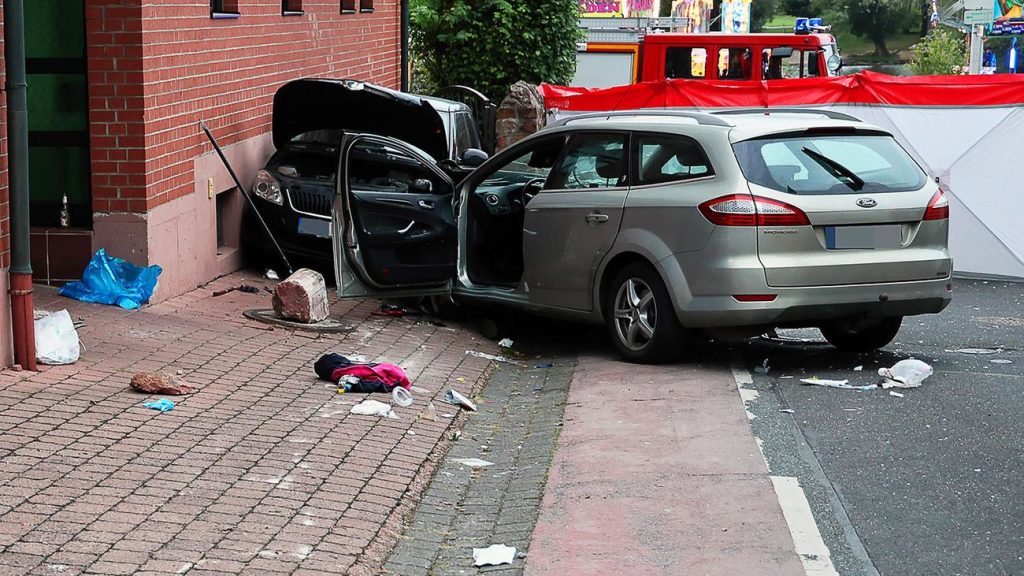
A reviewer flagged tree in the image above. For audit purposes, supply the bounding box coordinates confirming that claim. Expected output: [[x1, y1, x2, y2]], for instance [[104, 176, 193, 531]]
[[410, 0, 581, 100], [909, 26, 967, 75], [751, 0, 777, 31], [844, 0, 918, 56]]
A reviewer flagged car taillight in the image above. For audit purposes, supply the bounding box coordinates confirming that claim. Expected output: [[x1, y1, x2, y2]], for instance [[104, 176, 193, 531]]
[[698, 194, 810, 226], [923, 189, 949, 220]]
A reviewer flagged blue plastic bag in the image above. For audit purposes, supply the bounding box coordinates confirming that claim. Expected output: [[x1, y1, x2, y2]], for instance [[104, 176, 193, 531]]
[[59, 249, 162, 310], [143, 398, 175, 412]]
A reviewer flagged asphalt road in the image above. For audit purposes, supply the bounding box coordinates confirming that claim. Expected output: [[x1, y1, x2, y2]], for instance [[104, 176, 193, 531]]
[[737, 279, 1024, 576]]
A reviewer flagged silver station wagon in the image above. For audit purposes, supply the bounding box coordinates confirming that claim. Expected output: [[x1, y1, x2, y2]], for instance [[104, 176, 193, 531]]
[[329, 109, 952, 362]]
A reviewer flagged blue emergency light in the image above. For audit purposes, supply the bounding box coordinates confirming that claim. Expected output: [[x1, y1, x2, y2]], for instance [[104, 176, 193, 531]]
[[795, 17, 809, 33], [809, 18, 823, 28]]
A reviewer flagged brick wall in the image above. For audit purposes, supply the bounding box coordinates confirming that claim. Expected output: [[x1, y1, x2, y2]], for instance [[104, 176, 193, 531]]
[[86, 0, 401, 214]]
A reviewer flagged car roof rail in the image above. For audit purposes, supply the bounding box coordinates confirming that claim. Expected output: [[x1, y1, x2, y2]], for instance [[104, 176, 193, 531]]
[[711, 107, 863, 122], [550, 109, 734, 128]]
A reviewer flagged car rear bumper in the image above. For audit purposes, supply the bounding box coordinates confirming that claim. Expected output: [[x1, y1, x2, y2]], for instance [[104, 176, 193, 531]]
[[676, 277, 952, 328]]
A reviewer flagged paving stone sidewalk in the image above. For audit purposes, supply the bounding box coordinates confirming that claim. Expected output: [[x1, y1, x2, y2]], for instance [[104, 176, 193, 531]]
[[384, 355, 576, 576], [0, 272, 503, 575]]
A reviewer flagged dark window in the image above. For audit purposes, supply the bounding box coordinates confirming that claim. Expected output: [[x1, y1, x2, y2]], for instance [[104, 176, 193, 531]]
[[546, 133, 628, 191], [211, 0, 239, 18], [361, 0, 375, 12], [664, 47, 707, 80], [718, 47, 754, 80], [733, 134, 926, 195], [341, 0, 356, 13], [636, 134, 713, 185], [282, 0, 303, 15]]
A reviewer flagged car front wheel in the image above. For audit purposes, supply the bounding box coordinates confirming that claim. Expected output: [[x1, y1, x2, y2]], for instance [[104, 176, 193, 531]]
[[606, 263, 682, 363], [820, 316, 903, 351]]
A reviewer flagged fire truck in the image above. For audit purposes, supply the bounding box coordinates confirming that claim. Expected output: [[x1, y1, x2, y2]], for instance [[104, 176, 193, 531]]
[[573, 17, 844, 87]]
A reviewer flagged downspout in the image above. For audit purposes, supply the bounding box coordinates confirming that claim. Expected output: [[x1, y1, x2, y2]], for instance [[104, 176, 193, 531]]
[[400, 0, 410, 91], [3, 0, 37, 370]]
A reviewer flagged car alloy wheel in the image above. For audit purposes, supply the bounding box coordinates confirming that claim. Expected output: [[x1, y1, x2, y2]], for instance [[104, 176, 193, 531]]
[[613, 277, 657, 351]]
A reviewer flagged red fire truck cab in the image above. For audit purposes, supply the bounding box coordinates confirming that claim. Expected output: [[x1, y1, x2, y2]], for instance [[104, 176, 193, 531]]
[[573, 23, 843, 88]]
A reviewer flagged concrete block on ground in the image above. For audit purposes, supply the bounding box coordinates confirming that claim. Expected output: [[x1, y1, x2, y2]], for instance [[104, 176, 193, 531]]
[[272, 268, 329, 323]]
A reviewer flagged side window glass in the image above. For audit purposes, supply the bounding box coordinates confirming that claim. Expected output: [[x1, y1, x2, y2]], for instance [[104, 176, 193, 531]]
[[454, 112, 481, 159], [546, 133, 628, 190], [718, 47, 754, 80], [477, 136, 568, 190], [636, 134, 714, 185], [665, 47, 707, 79], [349, 141, 450, 195]]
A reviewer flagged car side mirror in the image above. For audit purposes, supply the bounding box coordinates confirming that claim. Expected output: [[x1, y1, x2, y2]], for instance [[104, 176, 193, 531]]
[[827, 54, 843, 73], [460, 148, 489, 168]]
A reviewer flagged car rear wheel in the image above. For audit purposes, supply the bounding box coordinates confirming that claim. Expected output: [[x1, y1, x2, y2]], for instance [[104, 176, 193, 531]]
[[820, 316, 903, 351], [606, 263, 682, 363]]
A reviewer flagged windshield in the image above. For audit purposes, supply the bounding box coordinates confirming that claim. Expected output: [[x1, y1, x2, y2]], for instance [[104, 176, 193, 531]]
[[733, 134, 926, 195], [822, 43, 840, 76]]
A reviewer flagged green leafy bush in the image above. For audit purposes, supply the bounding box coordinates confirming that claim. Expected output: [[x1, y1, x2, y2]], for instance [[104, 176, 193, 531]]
[[910, 27, 967, 75], [411, 0, 581, 100]]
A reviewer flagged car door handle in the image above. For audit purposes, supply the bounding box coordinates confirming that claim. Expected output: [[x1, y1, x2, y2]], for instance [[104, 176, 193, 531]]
[[418, 200, 435, 210], [585, 212, 609, 223]]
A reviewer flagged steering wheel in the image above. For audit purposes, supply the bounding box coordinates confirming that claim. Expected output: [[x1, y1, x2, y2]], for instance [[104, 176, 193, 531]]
[[521, 177, 546, 204]]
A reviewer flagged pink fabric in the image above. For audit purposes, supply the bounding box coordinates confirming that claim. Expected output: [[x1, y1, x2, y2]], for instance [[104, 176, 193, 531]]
[[331, 363, 411, 390]]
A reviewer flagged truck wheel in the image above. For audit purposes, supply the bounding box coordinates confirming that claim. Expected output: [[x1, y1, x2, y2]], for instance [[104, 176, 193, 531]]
[[605, 263, 682, 363], [820, 317, 902, 351]]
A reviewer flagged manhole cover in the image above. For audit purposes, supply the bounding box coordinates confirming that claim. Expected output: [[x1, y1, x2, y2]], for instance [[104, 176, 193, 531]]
[[243, 309, 356, 333], [954, 347, 1001, 355]]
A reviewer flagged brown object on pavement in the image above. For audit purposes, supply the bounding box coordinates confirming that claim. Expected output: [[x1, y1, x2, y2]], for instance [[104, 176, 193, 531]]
[[272, 268, 329, 323], [130, 372, 197, 395]]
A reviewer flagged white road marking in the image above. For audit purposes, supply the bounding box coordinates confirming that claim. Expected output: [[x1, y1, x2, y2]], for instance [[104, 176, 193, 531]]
[[772, 476, 840, 576], [732, 362, 838, 576]]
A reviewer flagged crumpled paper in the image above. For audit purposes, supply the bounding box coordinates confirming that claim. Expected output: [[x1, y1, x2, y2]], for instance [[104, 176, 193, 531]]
[[473, 544, 516, 567]]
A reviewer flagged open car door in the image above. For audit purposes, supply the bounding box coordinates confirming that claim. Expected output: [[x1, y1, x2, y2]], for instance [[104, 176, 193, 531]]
[[332, 134, 458, 299]]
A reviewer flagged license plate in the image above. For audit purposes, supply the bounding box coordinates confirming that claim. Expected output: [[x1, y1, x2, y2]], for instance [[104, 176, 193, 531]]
[[297, 217, 331, 238], [825, 224, 901, 250]]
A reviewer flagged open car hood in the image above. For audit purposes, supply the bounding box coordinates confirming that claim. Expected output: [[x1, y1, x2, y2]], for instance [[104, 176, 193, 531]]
[[272, 79, 448, 161]]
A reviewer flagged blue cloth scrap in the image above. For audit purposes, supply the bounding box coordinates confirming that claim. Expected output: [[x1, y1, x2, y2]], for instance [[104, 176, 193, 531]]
[[59, 248, 162, 310], [143, 398, 175, 412]]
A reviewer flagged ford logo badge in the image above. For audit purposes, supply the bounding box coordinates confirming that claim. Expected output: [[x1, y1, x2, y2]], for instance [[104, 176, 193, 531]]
[[856, 198, 877, 208]]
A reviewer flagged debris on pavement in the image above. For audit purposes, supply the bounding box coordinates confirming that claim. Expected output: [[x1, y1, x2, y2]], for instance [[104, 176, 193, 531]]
[[265, 268, 280, 280], [349, 400, 397, 419], [423, 401, 439, 421], [314, 353, 411, 393], [889, 391, 905, 398], [466, 350, 524, 365], [954, 347, 1001, 355], [273, 268, 329, 323], [991, 359, 1013, 364], [473, 544, 516, 567], [34, 309, 81, 365], [800, 377, 878, 391], [142, 398, 175, 412], [878, 359, 933, 388], [854, 365, 864, 371], [455, 458, 495, 468], [212, 284, 259, 297], [754, 358, 770, 375], [445, 388, 478, 411], [534, 363, 555, 368], [779, 408, 795, 413], [130, 372, 197, 395], [59, 248, 162, 310], [372, 303, 418, 317], [392, 386, 414, 407], [498, 338, 514, 348]]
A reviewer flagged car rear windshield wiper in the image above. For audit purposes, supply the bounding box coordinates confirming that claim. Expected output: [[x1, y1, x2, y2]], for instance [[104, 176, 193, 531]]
[[800, 147, 865, 191]]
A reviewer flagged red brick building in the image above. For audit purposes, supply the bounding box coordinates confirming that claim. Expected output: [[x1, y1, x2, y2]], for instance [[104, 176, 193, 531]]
[[0, 0, 402, 366]]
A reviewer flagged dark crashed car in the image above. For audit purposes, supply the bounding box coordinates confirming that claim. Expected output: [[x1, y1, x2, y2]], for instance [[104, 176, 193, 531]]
[[242, 79, 487, 271]]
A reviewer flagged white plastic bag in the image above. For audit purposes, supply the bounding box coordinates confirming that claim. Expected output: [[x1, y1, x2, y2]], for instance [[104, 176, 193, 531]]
[[34, 309, 80, 365], [878, 359, 933, 388]]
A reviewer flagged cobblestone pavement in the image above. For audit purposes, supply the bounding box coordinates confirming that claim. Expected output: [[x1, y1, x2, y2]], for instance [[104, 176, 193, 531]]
[[0, 272, 503, 575], [384, 355, 576, 576]]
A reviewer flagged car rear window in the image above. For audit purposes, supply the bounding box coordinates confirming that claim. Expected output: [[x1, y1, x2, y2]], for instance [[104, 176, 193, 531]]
[[733, 133, 926, 195]]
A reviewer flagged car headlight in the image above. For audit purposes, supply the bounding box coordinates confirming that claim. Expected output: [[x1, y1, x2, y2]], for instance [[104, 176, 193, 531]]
[[253, 170, 283, 205]]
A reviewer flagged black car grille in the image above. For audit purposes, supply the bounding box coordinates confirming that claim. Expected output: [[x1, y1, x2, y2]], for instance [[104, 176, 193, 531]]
[[287, 186, 332, 217]]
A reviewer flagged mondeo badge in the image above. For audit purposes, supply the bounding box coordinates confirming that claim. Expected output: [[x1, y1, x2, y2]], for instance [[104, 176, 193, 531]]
[[856, 198, 877, 208]]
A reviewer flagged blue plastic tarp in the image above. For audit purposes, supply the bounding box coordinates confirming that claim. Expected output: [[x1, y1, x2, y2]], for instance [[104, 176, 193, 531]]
[[59, 249, 162, 310]]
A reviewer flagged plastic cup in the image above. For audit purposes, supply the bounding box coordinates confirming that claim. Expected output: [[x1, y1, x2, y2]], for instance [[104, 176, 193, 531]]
[[392, 387, 414, 407]]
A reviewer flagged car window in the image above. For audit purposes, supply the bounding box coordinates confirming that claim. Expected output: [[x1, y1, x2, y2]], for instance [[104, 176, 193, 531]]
[[718, 47, 754, 80], [348, 140, 450, 195], [733, 134, 926, 195], [665, 47, 707, 79], [473, 135, 569, 193], [454, 112, 481, 159], [545, 133, 628, 190], [762, 49, 822, 79], [636, 133, 714, 185]]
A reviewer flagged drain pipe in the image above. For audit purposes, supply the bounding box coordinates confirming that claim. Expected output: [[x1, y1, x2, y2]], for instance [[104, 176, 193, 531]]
[[4, 0, 37, 371], [400, 0, 410, 91]]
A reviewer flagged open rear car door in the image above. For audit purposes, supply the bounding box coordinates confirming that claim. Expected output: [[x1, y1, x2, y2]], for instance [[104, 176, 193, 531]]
[[332, 134, 458, 298]]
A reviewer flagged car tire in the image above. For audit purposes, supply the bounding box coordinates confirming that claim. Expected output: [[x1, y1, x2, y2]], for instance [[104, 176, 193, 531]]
[[605, 263, 682, 363], [820, 317, 903, 351]]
